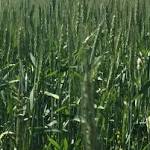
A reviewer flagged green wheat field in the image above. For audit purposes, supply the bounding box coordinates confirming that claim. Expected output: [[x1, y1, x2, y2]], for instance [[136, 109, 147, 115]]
[[0, 0, 150, 149]]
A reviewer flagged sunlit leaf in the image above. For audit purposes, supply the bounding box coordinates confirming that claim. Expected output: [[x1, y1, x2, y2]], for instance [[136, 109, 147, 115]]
[[44, 91, 59, 100], [48, 138, 60, 150]]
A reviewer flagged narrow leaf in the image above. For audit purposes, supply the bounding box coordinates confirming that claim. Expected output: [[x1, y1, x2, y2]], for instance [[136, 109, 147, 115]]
[[44, 91, 59, 100]]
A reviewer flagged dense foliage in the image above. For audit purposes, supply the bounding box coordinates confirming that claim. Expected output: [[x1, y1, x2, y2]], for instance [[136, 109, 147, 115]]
[[0, 0, 150, 149]]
